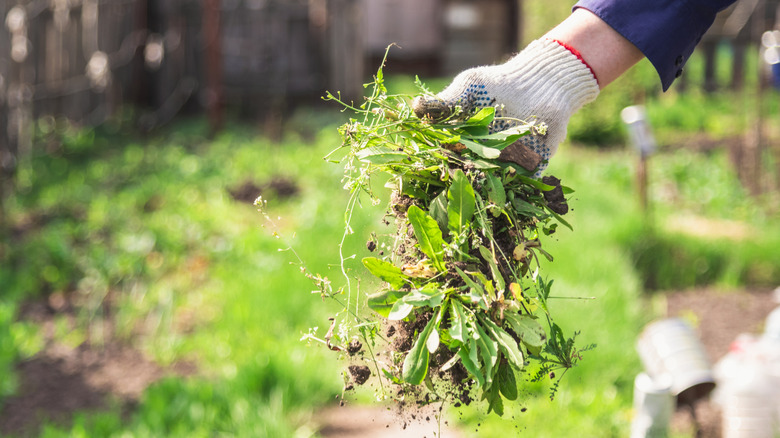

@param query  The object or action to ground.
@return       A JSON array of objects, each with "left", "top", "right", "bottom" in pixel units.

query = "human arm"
[
  {"left": 573, "top": 0, "right": 738, "bottom": 90},
  {"left": 412, "top": 8, "right": 639, "bottom": 176},
  {"left": 412, "top": 2, "right": 738, "bottom": 176},
  {"left": 543, "top": 8, "right": 643, "bottom": 89}
]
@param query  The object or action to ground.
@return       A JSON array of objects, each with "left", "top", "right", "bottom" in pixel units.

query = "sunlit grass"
[{"left": 1, "top": 73, "right": 779, "bottom": 437}]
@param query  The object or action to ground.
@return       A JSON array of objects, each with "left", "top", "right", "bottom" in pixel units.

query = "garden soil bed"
[{"left": 0, "top": 296, "right": 196, "bottom": 437}]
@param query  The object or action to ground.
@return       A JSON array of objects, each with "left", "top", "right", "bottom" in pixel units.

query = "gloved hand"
[{"left": 412, "top": 38, "right": 600, "bottom": 177}]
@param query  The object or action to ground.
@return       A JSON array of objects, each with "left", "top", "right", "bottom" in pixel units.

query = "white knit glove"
[{"left": 413, "top": 39, "right": 599, "bottom": 177}]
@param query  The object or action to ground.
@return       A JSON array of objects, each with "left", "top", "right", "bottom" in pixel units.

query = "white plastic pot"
[
  {"left": 631, "top": 372, "right": 674, "bottom": 438},
  {"left": 636, "top": 318, "right": 715, "bottom": 405}
]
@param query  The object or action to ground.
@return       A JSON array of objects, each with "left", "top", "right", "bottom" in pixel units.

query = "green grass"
[
  {"left": 1, "top": 58, "right": 779, "bottom": 437},
  {"left": 435, "top": 145, "right": 779, "bottom": 437},
  {"left": 0, "top": 116, "right": 375, "bottom": 436}
]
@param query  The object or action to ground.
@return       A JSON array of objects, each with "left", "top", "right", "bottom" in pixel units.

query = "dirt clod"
[
  {"left": 347, "top": 339, "right": 363, "bottom": 355},
  {"left": 541, "top": 176, "right": 568, "bottom": 215},
  {"left": 348, "top": 365, "right": 371, "bottom": 386},
  {"left": 498, "top": 140, "right": 542, "bottom": 171}
]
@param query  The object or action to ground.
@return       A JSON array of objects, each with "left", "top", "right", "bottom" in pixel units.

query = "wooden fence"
[
  {"left": 0, "top": 0, "right": 362, "bottom": 202},
  {"left": 0, "top": 0, "right": 777, "bottom": 205}
]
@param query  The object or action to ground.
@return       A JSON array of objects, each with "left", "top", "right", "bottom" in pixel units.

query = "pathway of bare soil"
[{"left": 315, "top": 404, "right": 463, "bottom": 438}]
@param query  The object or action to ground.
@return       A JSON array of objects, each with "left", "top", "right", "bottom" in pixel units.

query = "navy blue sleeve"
[{"left": 573, "top": 0, "right": 737, "bottom": 91}]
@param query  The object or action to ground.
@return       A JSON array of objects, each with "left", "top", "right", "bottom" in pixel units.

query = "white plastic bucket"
[
  {"left": 631, "top": 372, "right": 674, "bottom": 438},
  {"left": 722, "top": 390, "right": 776, "bottom": 438},
  {"left": 636, "top": 318, "right": 715, "bottom": 405}
]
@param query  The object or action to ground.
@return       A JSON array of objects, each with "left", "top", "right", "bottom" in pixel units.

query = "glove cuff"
[{"left": 501, "top": 38, "right": 600, "bottom": 118}]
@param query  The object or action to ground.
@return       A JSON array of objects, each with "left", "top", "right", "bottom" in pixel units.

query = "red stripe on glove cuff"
[{"left": 551, "top": 39, "right": 599, "bottom": 87}]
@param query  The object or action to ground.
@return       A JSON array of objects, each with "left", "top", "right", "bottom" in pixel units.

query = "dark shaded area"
[{"left": 228, "top": 176, "right": 300, "bottom": 204}]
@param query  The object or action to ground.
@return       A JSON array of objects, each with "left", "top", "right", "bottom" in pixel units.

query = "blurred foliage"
[
  {"left": 569, "top": 44, "right": 778, "bottom": 147},
  {"left": 0, "top": 44, "right": 778, "bottom": 435},
  {"left": 0, "top": 115, "right": 364, "bottom": 436},
  {"left": 626, "top": 230, "right": 780, "bottom": 291}
]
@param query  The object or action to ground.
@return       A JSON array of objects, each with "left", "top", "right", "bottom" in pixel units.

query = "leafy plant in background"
[{"left": 304, "top": 55, "right": 594, "bottom": 416}]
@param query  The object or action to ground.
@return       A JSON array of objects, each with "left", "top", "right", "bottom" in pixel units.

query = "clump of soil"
[
  {"left": 347, "top": 339, "right": 363, "bottom": 355},
  {"left": 348, "top": 365, "right": 371, "bottom": 386},
  {"left": 541, "top": 176, "right": 568, "bottom": 215}
]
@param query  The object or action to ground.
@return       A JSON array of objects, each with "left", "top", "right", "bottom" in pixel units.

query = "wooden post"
[
  {"left": 515, "top": 0, "right": 524, "bottom": 49},
  {"left": 702, "top": 39, "right": 719, "bottom": 93},
  {"left": 743, "top": 0, "right": 767, "bottom": 195},
  {"left": 327, "top": 0, "right": 362, "bottom": 104},
  {"left": 203, "top": 0, "right": 224, "bottom": 133},
  {"left": 731, "top": 40, "right": 746, "bottom": 90},
  {"left": 0, "top": 1, "right": 10, "bottom": 236},
  {"left": 637, "top": 153, "right": 649, "bottom": 214},
  {"left": 621, "top": 105, "right": 656, "bottom": 219}
]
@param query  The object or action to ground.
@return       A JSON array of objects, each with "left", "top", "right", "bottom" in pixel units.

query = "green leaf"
[
  {"left": 480, "top": 316, "right": 524, "bottom": 369},
  {"left": 497, "top": 360, "right": 518, "bottom": 401},
  {"left": 516, "top": 174, "right": 554, "bottom": 191},
  {"left": 402, "top": 286, "right": 446, "bottom": 308},
  {"left": 459, "top": 139, "right": 501, "bottom": 159},
  {"left": 407, "top": 205, "right": 446, "bottom": 271},
  {"left": 548, "top": 208, "right": 574, "bottom": 231},
  {"left": 463, "top": 134, "right": 523, "bottom": 151},
  {"left": 511, "top": 198, "right": 546, "bottom": 218},
  {"left": 426, "top": 327, "right": 440, "bottom": 353},
  {"left": 362, "top": 257, "right": 407, "bottom": 289},
  {"left": 484, "top": 172, "right": 506, "bottom": 208},
  {"left": 429, "top": 190, "right": 449, "bottom": 235},
  {"left": 448, "top": 300, "right": 469, "bottom": 343},
  {"left": 474, "top": 321, "right": 498, "bottom": 386},
  {"left": 505, "top": 313, "right": 547, "bottom": 348},
  {"left": 484, "top": 384, "right": 505, "bottom": 416},
  {"left": 454, "top": 266, "right": 486, "bottom": 298},
  {"left": 478, "top": 246, "right": 505, "bottom": 293},
  {"left": 388, "top": 300, "right": 414, "bottom": 320},
  {"left": 468, "top": 287, "right": 489, "bottom": 311},
  {"left": 457, "top": 342, "right": 485, "bottom": 388},
  {"left": 355, "top": 145, "right": 408, "bottom": 164},
  {"left": 381, "top": 368, "right": 403, "bottom": 385},
  {"left": 469, "top": 159, "right": 501, "bottom": 170},
  {"left": 402, "top": 309, "right": 440, "bottom": 385},
  {"left": 536, "top": 247, "right": 554, "bottom": 262},
  {"left": 447, "top": 169, "right": 476, "bottom": 234},
  {"left": 465, "top": 107, "right": 495, "bottom": 127},
  {"left": 463, "top": 131, "right": 521, "bottom": 142},
  {"left": 472, "top": 193, "right": 494, "bottom": 241},
  {"left": 367, "top": 290, "right": 409, "bottom": 317}
]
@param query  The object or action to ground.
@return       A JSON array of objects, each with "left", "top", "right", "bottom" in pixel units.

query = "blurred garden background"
[{"left": 1, "top": 0, "right": 779, "bottom": 437}]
